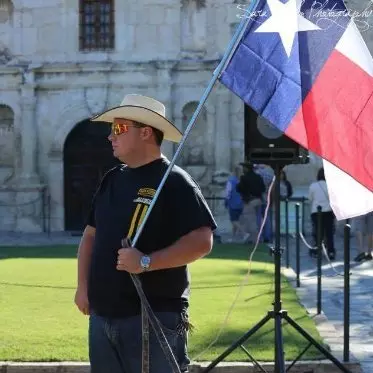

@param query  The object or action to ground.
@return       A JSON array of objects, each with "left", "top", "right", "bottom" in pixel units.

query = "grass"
[{"left": 0, "top": 243, "right": 325, "bottom": 362}]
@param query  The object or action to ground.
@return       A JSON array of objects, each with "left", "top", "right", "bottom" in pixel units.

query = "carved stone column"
[
  {"left": 13, "top": 113, "right": 22, "bottom": 181},
  {"left": 12, "top": 1, "right": 22, "bottom": 56},
  {"left": 180, "top": 0, "right": 207, "bottom": 58},
  {"left": 205, "top": 102, "right": 215, "bottom": 167},
  {"left": 156, "top": 61, "right": 176, "bottom": 159},
  {"left": 173, "top": 114, "right": 184, "bottom": 166},
  {"left": 230, "top": 94, "right": 245, "bottom": 167},
  {"left": 48, "top": 149, "right": 64, "bottom": 232},
  {"left": 19, "top": 72, "right": 40, "bottom": 185},
  {"left": 214, "top": 88, "right": 231, "bottom": 172}
]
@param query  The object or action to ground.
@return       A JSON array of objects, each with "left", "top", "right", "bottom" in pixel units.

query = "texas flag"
[{"left": 219, "top": 0, "right": 373, "bottom": 220}]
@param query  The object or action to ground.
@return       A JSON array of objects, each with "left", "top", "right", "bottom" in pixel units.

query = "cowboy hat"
[{"left": 90, "top": 94, "right": 182, "bottom": 143}]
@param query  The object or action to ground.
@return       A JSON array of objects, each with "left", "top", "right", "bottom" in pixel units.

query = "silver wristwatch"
[{"left": 140, "top": 255, "right": 151, "bottom": 271}]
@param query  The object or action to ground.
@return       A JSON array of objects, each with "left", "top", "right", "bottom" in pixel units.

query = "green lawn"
[{"left": 0, "top": 243, "right": 325, "bottom": 362}]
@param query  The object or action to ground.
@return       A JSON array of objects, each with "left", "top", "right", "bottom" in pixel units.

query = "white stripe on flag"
[
  {"left": 335, "top": 20, "right": 373, "bottom": 77},
  {"left": 323, "top": 160, "right": 373, "bottom": 220}
]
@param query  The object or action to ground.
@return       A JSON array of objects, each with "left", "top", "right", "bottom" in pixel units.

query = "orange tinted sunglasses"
[{"left": 111, "top": 122, "right": 143, "bottom": 136}]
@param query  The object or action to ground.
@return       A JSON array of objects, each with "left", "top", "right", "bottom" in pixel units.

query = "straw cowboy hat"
[{"left": 91, "top": 94, "right": 182, "bottom": 143}]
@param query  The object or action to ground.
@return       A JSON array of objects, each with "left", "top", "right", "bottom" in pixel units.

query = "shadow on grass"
[
  {"left": 0, "top": 245, "right": 78, "bottom": 259},
  {"left": 0, "top": 281, "right": 75, "bottom": 290},
  {"left": 0, "top": 243, "right": 269, "bottom": 262},
  {"left": 244, "top": 290, "right": 274, "bottom": 302},
  {"left": 190, "top": 314, "right": 326, "bottom": 362},
  {"left": 206, "top": 244, "right": 272, "bottom": 262},
  {"left": 191, "top": 282, "right": 275, "bottom": 291}
]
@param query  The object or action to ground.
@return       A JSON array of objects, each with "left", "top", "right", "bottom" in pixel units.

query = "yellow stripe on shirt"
[
  {"left": 127, "top": 203, "right": 142, "bottom": 238},
  {"left": 138, "top": 205, "right": 149, "bottom": 229}
]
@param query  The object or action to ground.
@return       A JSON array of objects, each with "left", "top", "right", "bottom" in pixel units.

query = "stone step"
[{"left": 0, "top": 361, "right": 362, "bottom": 373}]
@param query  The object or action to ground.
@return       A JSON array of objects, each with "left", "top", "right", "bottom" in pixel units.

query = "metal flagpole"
[{"left": 122, "top": 2, "right": 262, "bottom": 373}]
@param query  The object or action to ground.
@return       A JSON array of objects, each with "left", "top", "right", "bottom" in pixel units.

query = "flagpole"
[{"left": 131, "top": 2, "right": 260, "bottom": 248}]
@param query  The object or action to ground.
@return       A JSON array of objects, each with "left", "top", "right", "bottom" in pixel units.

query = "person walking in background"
[
  {"left": 354, "top": 211, "right": 373, "bottom": 262},
  {"left": 255, "top": 164, "right": 275, "bottom": 243},
  {"left": 279, "top": 170, "right": 293, "bottom": 200},
  {"left": 236, "top": 162, "right": 265, "bottom": 243},
  {"left": 224, "top": 166, "right": 250, "bottom": 242},
  {"left": 308, "top": 167, "right": 336, "bottom": 260}
]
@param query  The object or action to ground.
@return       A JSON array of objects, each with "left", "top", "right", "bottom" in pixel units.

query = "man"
[
  {"left": 354, "top": 211, "right": 373, "bottom": 262},
  {"left": 74, "top": 94, "right": 217, "bottom": 373},
  {"left": 255, "top": 164, "right": 275, "bottom": 243},
  {"left": 224, "top": 165, "right": 249, "bottom": 243},
  {"left": 236, "top": 162, "right": 265, "bottom": 242}
]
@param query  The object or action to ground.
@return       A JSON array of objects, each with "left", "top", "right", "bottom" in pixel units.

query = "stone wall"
[
  {"left": 2, "top": 0, "right": 237, "bottom": 64},
  {"left": 0, "top": 185, "right": 47, "bottom": 233},
  {"left": 0, "top": 0, "right": 372, "bottom": 232}
]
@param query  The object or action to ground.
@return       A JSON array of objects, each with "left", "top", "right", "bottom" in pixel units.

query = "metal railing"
[
  {"left": 292, "top": 204, "right": 351, "bottom": 363},
  {"left": 205, "top": 194, "right": 351, "bottom": 363}
]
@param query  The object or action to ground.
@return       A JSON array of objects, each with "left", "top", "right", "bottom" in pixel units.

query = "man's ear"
[{"left": 140, "top": 126, "right": 153, "bottom": 140}]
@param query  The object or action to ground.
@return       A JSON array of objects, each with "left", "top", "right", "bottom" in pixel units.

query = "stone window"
[
  {"left": 79, "top": 0, "right": 115, "bottom": 51},
  {"left": 182, "top": 102, "right": 207, "bottom": 166},
  {"left": 180, "top": 0, "right": 206, "bottom": 57},
  {"left": 0, "top": 0, "right": 13, "bottom": 24},
  {"left": 0, "top": 104, "right": 15, "bottom": 167}
]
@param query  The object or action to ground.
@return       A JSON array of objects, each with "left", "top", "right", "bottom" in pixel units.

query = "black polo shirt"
[{"left": 86, "top": 157, "right": 217, "bottom": 318}]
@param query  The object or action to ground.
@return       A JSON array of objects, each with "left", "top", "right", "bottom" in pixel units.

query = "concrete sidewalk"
[{"left": 282, "top": 233, "right": 373, "bottom": 373}]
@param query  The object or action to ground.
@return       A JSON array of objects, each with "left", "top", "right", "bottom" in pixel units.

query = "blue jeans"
[
  {"left": 261, "top": 203, "right": 273, "bottom": 242},
  {"left": 89, "top": 311, "right": 190, "bottom": 373}
]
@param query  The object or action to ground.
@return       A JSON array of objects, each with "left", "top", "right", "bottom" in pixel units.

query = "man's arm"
[
  {"left": 74, "top": 225, "right": 95, "bottom": 315},
  {"left": 116, "top": 226, "right": 213, "bottom": 274},
  {"left": 148, "top": 226, "right": 212, "bottom": 271}
]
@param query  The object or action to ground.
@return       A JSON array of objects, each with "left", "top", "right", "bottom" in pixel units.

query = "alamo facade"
[{"left": 0, "top": 0, "right": 370, "bottom": 234}]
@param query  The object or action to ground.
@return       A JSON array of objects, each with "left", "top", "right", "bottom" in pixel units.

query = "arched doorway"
[
  {"left": 0, "top": 104, "right": 15, "bottom": 179},
  {"left": 63, "top": 119, "right": 119, "bottom": 232},
  {"left": 181, "top": 101, "right": 207, "bottom": 166}
]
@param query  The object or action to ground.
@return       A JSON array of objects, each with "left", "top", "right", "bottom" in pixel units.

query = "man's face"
[{"left": 108, "top": 118, "right": 144, "bottom": 162}]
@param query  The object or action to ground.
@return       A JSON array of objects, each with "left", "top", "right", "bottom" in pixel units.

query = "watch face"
[{"left": 141, "top": 256, "right": 151, "bottom": 269}]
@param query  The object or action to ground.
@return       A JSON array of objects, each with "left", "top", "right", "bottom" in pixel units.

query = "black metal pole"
[
  {"left": 275, "top": 314, "right": 285, "bottom": 372},
  {"left": 302, "top": 197, "right": 306, "bottom": 236},
  {"left": 42, "top": 187, "right": 46, "bottom": 233},
  {"left": 203, "top": 314, "right": 272, "bottom": 372},
  {"left": 274, "top": 165, "right": 282, "bottom": 314},
  {"left": 284, "top": 314, "right": 352, "bottom": 373},
  {"left": 295, "top": 203, "right": 300, "bottom": 288},
  {"left": 48, "top": 191, "right": 51, "bottom": 237},
  {"left": 344, "top": 222, "right": 351, "bottom": 362},
  {"left": 273, "top": 164, "right": 285, "bottom": 373},
  {"left": 285, "top": 199, "right": 289, "bottom": 268},
  {"left": 317, "top": 206, "right": 322, "bottom": 315}
]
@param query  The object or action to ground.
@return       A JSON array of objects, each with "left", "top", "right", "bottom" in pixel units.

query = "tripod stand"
[{"left": 203, "top": 162, "right": 352, "bottom": 373}]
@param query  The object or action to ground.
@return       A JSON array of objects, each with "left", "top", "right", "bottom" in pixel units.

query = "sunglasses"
[{"left": 111, "top": 122, "right": 144, "bottom": 136}]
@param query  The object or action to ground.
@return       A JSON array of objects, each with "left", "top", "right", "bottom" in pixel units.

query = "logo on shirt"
[
  {"left": 133, "top": 197, "right": 152, "bottom": 205},
  {"left": 133, "top": 187, "right": 156, "bottom": 205},
  {"left": 138, "top": 188, "right": 156, "bottom": 198},
  {"left": 127, "top": 187, "right": 156, "bottom": 239}
]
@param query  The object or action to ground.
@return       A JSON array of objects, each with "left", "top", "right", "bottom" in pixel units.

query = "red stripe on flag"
[{"left": 286, "top": 49, "right": 373, "bottom": 192}]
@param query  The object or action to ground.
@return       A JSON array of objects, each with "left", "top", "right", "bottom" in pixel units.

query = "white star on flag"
[{"left": 254, "top": 0, "right": 320, "bottom": 57}]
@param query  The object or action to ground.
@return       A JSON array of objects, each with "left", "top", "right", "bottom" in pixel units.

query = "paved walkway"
[
  {"left": 1, "top": 231, "right": 372, "bottom": 373},
  {"left": 282, "top": 233, "right": 373, "bottom": 373}
]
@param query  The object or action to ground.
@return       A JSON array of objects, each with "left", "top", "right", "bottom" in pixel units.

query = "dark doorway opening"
[{"left": 64, "top": 119, "right": 119, "bottom": 232}]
